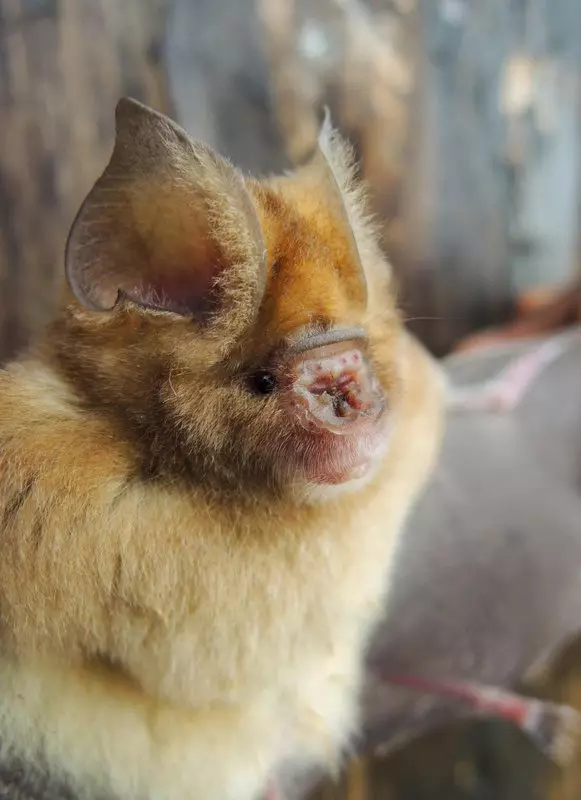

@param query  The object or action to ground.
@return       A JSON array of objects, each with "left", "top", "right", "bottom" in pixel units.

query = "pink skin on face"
[{"left": 276, "top": 339, "right": 390, "bottom": 485}]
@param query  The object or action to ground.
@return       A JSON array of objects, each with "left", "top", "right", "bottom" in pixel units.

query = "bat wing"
[{"left": 362, "top": 328, "right": 581, "bottom": 753}]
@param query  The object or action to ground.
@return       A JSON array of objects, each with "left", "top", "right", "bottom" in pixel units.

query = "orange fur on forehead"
[
  {"left": 248, "top": 181, "right": 366, "bottom": 342},
  {"left": 242, "top": 112, "right": 381, "bottom": 346}
]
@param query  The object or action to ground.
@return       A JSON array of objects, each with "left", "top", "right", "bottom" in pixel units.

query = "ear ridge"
[
  {"left": 65, "top": 97, "right": 266, "bottom": 325},
  {"left": 305, "top": 110, "right": 387, "bottom": 297}
]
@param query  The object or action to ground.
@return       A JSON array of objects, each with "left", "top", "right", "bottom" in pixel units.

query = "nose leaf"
[{"left": 291, "top": 348, "right": 385, "bottom": 433}]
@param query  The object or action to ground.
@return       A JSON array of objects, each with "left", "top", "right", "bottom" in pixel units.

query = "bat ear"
[
  {"left": 300, "top": 108, "right": 368, "bottom": 307},
  {"left": 65, "top": 98, "right": 267, "bottom": 325}
]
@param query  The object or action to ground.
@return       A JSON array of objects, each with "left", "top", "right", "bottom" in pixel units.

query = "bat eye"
[{"left": 249, "top": 369, "right": 277, "bottom": 396}]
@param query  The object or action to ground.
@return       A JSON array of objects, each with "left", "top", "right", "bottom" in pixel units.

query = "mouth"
[{"left": 294, "top": 412, "right": 391, "bottom": 485}]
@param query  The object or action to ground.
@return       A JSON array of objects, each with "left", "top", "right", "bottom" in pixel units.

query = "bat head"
[{"left": 55, "top": 98, "right": 402, "bottom": 499}]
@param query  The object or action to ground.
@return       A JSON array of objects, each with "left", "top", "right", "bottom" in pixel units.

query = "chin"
[{"left": 287, "top": 415, "right": 392, "bottom": 505}]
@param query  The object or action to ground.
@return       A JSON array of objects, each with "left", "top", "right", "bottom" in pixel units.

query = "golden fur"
[{"left": 0, "top": 99, "right": 444, "bottom": 800}]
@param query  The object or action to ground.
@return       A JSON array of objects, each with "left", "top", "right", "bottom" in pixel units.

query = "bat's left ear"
[{"left": 300, "top": 109, "right": 369, "bottom": 308}]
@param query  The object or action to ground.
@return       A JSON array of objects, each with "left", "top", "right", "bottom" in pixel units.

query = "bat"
[{"left": 0, "top": 99, "right": 444, "bottom": 800}]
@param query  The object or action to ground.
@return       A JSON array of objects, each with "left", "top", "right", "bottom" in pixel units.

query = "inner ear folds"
[{"left": 65, "top": 97, "right": 266, "bottom": 325}]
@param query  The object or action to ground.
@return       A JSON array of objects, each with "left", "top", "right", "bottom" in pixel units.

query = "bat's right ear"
[{"left": 65, "top": 98, "right": 266, "bottom": 327}]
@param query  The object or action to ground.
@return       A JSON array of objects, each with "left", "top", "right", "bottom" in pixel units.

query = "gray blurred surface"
[{"left": 364, "top": 328, "right": 581, "bottom": 750}]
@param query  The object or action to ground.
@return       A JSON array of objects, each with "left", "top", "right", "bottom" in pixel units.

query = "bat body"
[{"left": 0, "top": 100, "right": 443, "bottom": 800}]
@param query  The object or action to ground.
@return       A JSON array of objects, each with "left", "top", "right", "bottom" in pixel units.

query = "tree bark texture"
[{"left": 0, "top": 0, "right": 169, "bottom": 363}]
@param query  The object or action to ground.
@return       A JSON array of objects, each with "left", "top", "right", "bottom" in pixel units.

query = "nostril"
[
  {"left": 333, "top": 394, "right": 351, "bottom": 418},
  {"left": 336, "top": 374, "right": 354, "bottom": 390}
]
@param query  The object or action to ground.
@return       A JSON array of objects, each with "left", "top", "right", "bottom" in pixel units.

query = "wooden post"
[{"left": 0, "top": 0, "right": 169, "bottom": 363}]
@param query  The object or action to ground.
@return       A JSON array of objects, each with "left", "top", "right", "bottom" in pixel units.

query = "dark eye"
[{"left": 249, "top": 369, "right": 277, "bottom": 396}]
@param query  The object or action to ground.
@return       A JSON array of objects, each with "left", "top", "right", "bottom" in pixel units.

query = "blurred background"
[
  {"left": 1, "top": 0, "right": 580, "bottom": 365},
  {"left": 1, "top": 0, "right": 581, "bottom": 797}
]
